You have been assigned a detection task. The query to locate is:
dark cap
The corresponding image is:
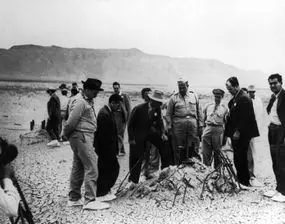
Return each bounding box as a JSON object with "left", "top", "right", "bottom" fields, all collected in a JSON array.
[
  {"left": 109, "top": 94, "right": 123, "bottom": 103},
  {"left": 81, "top": 78, "right": 104, "bottom": 91},
  {"left": 212, "top": 88, "right": 225, "bottom": 96},
  {"left": 59, "top": 83, "right": 67, "bottom": 90},
  {"left": 46, "top": 86, "right": 56, "bottom": 93}
]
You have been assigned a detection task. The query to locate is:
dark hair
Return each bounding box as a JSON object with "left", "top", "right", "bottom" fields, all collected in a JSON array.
[
  {"left": 71, "top": 88, "right": 79, "bottom": 96},
  {"left": 141, "top": 88, "right": 152, "bottom": 99},
  {"left": 109, "top": 94, "right": 123, "bottom": 103},
  {"left": 268, "top": 73, "right": 282, "bottom": 84},
  {"left": 241, "top": 87, "right": 248, "bottom": 93},
  {"left": 61, "top": 89, "right": 68, "bottom": 96},
  {"left": 112, "top": 82, "right": 120, "bottom": 87},
  {"left": 227, "top": 76, "right": 239, "bottom": 87},
  {"left": 46, "top": 89, "right": 56, "bottom": 94},
  {"left": 0, "top": 138, "right": 18, "bottom": 165},
  {"left": 72, "top": 82, "right": 77, "bottom": 86}
]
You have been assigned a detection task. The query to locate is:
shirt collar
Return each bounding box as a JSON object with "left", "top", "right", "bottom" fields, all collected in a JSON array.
[
  {"left": 179, "top": 91, "right": 189, "bottom": 98},
  {"left": 81, "top": 92, "right": 94, "bottom": 105},
  {"left": 106, "top": 104, "right": 112, "bottom": 112},
  {"left": 234, "top": 89, "right": 241, "bottom": 98},
  {"left": 275, "top": 89, "right": 282, "bottom": 98}
]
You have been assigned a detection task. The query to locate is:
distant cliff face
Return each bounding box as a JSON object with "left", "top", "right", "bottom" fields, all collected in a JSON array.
[{"left": 0, "top": 45, "right": 266, "bottom": 87}]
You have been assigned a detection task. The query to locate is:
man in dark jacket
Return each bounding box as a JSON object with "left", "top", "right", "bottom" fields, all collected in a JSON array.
[
  {"left": 94, "top": 94, "right": 122, "bottom": 202},
  {"left": 140, "top": 88, "right": 160, "bottom": 180},
  {"left": 224, "top": 77, "right": 259, "bottom": 187},
  {"left": 127, "top": 90, "right": 171, "bottom": 186},
  {"left": 46, "top": 87, "right": 61, "bottom": 147},
  {"left": 264, "top": 73, "right": 285, "bottom": 202}
]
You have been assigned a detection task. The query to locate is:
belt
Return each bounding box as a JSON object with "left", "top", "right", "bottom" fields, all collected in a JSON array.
[
  {"left": 174, "top": 115, "right": 196, "bottom": 119},
  {"left": 206, "top": 123, "right": 223, "bottom": 127},
  {"left": 269, "top": 123, "right": 283, "bottom": 128}
]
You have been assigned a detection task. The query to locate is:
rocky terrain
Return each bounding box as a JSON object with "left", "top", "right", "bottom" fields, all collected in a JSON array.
[
  {"left": 1, "top": 137, "right": 284, "bottom": 224},
  {"left": 0, "top": 84, "right": 283, "bottom": 224}
]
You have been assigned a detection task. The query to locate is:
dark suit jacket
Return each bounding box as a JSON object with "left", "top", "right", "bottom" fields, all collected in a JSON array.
[
  {"left": 94, "top": 105, "right": 118, "bottom": 157},
  {"left": 94, "top": 105, "right": 119, "bottom": 196},
  {"left": 128, "top": 103, "right": 164, "bottom": 143},
  {"left": 225, "top": 89, "right": 259, "bottom": 138},
  {"left": 47, "top": 93, "right": 61, "bottom": 119},
  {"left": 120, "top": 93, "right": 131, "bottom": 122},
  {"left": 267, "top": 88, "right": 285, "bottom": 128}
]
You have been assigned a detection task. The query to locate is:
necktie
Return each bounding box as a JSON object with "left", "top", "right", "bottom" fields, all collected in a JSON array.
[
  {"left": 267, "top": 94, "right": 276, "bottom": 114},
  {"left": 213, "top": 104, "right": 218, "bottom": 113}
]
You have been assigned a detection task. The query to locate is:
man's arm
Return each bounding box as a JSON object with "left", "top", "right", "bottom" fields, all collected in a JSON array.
[
  {"left": 202, "top": 105, "right": 208, "bottom": 127},
  {"left": 63, "top": 100, "right": 85, "bottom": 138},
  {"left": 0, "top": 178, "right": 20, "bottom": 217},
  {"left": 223, "top": 106, "right": 229, "bottom": 124},
  {"left": 165, "top": 98, "right": 175, "bottom": 130},
  {"left": 97, "top": 109, "right": 113, "bottom": 142},
  {"left": 194, "top": 93, "right": 203, "bottom": 128},
  {"left": 127, "top": 106, "right": 138, "bottom": 143},
  {"left": 47, "top": 99, "right": 52, "bottom": 118},
  {"left": 124, "top": 94, "right": 131, "bottom": 119}
]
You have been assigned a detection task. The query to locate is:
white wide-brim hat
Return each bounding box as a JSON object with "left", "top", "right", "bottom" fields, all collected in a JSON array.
[{"left": 148, "top": 90, "right": 164, "bottom": 103}]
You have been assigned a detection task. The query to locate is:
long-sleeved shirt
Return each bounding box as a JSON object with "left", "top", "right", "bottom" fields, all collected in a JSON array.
[
  {"left": 0, "top": 178, "right": 20, "bottom": 217},
  {"left": 165, "top": 91, "right": 203, "bottom": 128},
  {"left": 63, "top": 92, "right": 97, "bottom": 138},
  {"left": 58, "top": 94, "right": 69, "bottom": 116},
  {"left": 203, "top": 103, "right": 228, "bottom": 126}
]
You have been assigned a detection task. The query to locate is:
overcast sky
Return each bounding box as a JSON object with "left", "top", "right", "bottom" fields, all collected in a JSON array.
[{"left": 1, "top": 0, "right": 285, "bottom": 74}]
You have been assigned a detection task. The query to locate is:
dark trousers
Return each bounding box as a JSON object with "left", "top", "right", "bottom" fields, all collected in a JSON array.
[
  {"left": 46, "top": 117, "right": 60, "bottom": 140},
  {"left": 231, "top": 134, "right": 251, "bottom": 186},
  {"left": 129, "top": 133, "right": 172, "bottom": 183},
  {"left": 268, "top": 123, "right": 285, "bottom": 195},
  {"left": 96, "top": 155, "right": 120, "bottom": 197}
]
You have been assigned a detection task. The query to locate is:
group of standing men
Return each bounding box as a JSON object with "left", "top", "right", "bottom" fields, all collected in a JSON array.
[
  {"left": 126, "top": 73, "right": 285, "bottom": 204},
  {"left": 59, "top": 79, "right": 132, "bottom": 210},
  {"left": 47, "top": 72, "right": 285, "bottom": 211}
]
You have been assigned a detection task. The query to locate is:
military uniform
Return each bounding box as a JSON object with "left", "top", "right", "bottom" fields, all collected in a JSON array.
[
  {"left": 166, "top": 90, "right": 202, "bottom": 164},
  {"left": 202, "top": 101, "right": 228, "bottom": 168}
]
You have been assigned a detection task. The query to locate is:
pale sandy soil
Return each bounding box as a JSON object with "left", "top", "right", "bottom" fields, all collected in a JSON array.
[{"left": 0, "top": 86, "right": 284, "bottom": 224}]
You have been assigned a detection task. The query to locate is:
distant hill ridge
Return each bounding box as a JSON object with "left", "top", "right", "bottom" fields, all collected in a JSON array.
[{"left": 0, "top": 44, "right": 266, "bottom": 87}]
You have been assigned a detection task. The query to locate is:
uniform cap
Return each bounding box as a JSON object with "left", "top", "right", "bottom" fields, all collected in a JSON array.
[{"left": 212, "top": 88, "right": 225, "bottom": 96}]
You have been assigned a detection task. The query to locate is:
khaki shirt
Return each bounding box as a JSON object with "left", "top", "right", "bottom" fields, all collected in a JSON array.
[
  {"left": 203, "top": 103, "right": 228, "bottom": 126},
  {"left": 63, "top": 92, "right": 97, "bottom": 138},
  {"left": 166, "top": 91, "right": 202, "bottom": 128}
]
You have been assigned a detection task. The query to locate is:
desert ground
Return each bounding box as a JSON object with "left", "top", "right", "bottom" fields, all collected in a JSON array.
[{"left": 0, "top": 81, "right": 284, "bottom": 224}]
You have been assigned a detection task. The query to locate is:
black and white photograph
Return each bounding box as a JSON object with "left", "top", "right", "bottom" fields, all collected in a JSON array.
[{"left": 0, "top": 0, "right": 285, "bottom": 223}]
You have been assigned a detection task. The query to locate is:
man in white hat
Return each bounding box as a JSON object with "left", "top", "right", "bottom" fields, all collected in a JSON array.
[
  {"left": 140, "top": 88, "right": 160, "bottom": 180},
  {"left": 165, "top": 77, "right": 203, "bottom": 164},
  {"left": 127, "top": 90, "right": 172, "bottom": 186}
]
